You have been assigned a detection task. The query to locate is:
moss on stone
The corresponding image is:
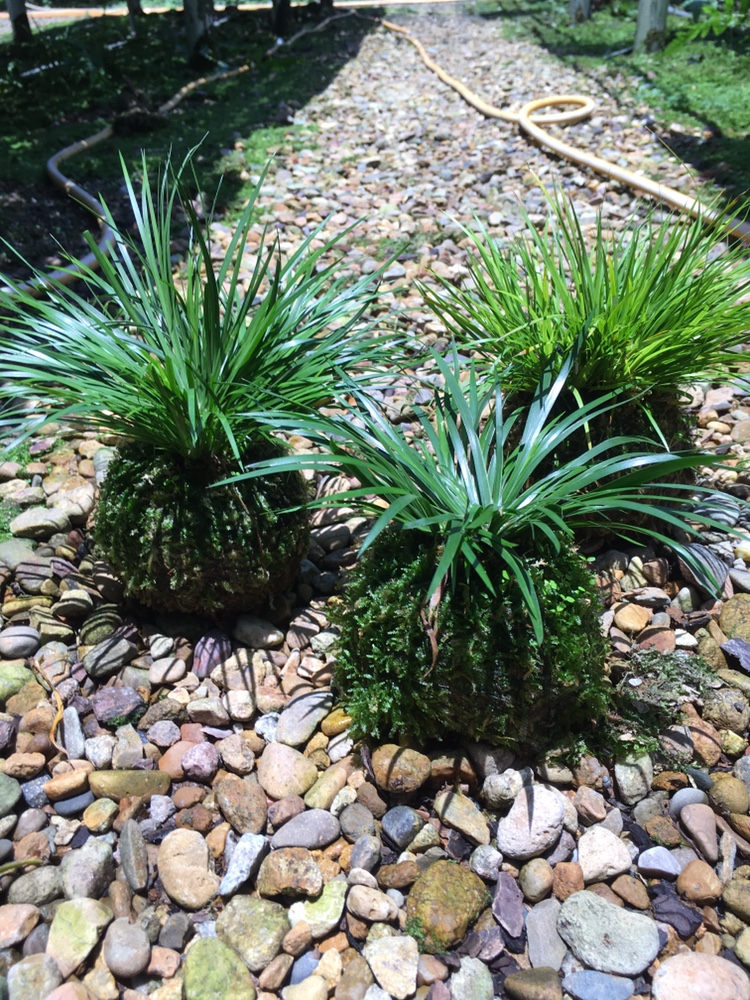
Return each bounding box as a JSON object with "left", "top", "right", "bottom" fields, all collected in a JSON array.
[{"left": 331, "top": 530, "right": 610, "bottom": 749}]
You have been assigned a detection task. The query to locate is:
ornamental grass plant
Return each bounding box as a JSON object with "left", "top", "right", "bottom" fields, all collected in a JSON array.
[
  {"left": 0, "top": 151, "right": 394, "bottom": 615},
  {"left": 238, "top": 339, "right": 740, "bottom": 745},
  {"left": 421, "top": 193, "right": 750, "bottom": 444}
]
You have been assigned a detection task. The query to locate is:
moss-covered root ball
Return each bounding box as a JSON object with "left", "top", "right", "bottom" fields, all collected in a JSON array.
[
  {"left": 330, "top": 530, "right": 610, "bottom": 750},
  {"left": 94, "top": 441, "right": 310, "bottom": 616}
]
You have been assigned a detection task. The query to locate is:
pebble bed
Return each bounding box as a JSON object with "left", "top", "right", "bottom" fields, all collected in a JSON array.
[{"left": 2, "top": 7, "right": 750, "bottom": 1000}]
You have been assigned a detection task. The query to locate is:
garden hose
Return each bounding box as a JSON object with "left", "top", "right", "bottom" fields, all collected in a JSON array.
[{"left": 3, "top": 2, "right": 749, "bottom": 297}]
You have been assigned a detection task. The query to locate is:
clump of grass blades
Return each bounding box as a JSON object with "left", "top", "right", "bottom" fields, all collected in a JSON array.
[
  {"left": 0, "top": 148, "right": 395, "bottom": 464},
  {"left": 0, "top": 149, "right": 396, "bottom": 614},
  {"left": 421, "top": 192, "right": 750, "bottom": 436},
  {"left": 234, "top": 336, "right": 744, "bottom": 741}
]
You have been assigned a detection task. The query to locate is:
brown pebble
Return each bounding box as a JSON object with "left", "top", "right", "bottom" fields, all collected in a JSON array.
[
  {"left": 147, "top": 946, "right": 180, "bottom": 978},
  {"left": 258, "top": 953, "right": 294, "bottom": 991},
  {"left": 172, "top": 786, "right": 206, "bottom": 810},
  {"left": 13, "top": 832, "right": 51, "bottom": 866},
  {"left": 676, "top": 859, "right": 723, "bottom": 904},
  {"left": 205, "top": 821, "right": 230, "bottom": 859},
  {"left": 345, "top": 911, "right": 369, "bottom": 940},
  {"left": 611, "top": 874, "right": 650, "bottom": 910},
  {"left": 174, "top": 805, "right": 214, "bottom": 834},
  {"left": 586, "top": 883, "right": 624, "bottom": 907},
  {"left": 418, "top": 954, "right": 449, "bottom": 986},
  {"left": 268, "top": 795, "right": 307, "bottom": 829},
  {"left": 108, "top": 881, "right": 132, "bottom": 919},
  {"left": 158, "top": 740, "right": 197, "bottom": 781},
  {"left": 552, "top": 861, "right": 584, "bottom": 901},
  {"left": 378, "top": 861, "right": 420, "bottom": 890},
  {"left": 282, "top": 920, "right": 313, "bottom": 957},
  {"left": 652, "top": 771, "right": 690, "bottom": 792},
  {"left": 3, "top": 752, "right": 47, "bottom": 780},
  {"left": 319, "top": 931, "right": 349, "bottom": 954},
  {"left": 644, "top": 814, "right": 682, "bottom": 847},
  {"left": 356, "top": 781, "right": 388, "bottom": 819},
  {"left": 43, "top": 768, "right": 89, "bottom": 802},
  {"left": 113, "top": 796, "right": 145, "bottom": 834},
  {"left": 180, "top": 723, "right": 205, "bottom": 743}
]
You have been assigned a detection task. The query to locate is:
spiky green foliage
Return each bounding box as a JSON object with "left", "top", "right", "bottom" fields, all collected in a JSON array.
[
  {"left": 95, "top": 439, "right": 309, "bottom": 615},
  {"left": 0, "top": 150, "right": 396, "bottom": 614},
  {"left": 240, "top": 339, "right": 739, "bottom": 645},
  {"left": 0, "top": 149, "right": 393, "bottom": 461},
  {"left": 421, "top": 194, "right": 750, "bottom": 423},
  {"left": 330, "top": 529, "right": 610, "bottom": 745}
]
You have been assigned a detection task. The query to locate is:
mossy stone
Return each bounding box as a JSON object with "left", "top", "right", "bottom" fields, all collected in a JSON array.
[
  {"left": 406, "top": 860, "right": 489, "bottom": 953},
  {"left": 0, "top": 663, "right": 34, "bottom": 707},
  {"left": 183, "top": 937, "right": 256, "bottom": 1000},
  {"left": 95, "top": 441, "right": 309, "bottom": 616},
  {"left": 720, "top": 594, "right": 750, "bottom": 642},
  {"left": 216, "top": 896, "right": 289, "bottom": 972}
]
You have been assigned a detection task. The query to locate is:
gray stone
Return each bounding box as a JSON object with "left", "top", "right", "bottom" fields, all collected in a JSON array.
[
  {"left": 0, "top": 627, "right": 40, "bottom": 659},
  {"left": 60, "top": 706, "right": 85, "bottom": 760},
  {"left": 0, "top": 539, "right": 34, "bottom": 571},
  {"left": 120, "top": 819, "right": 149, "bottom": 892},
  {"left": 19, "top": 776, "right": 47, "bottom": 809},
  {"left": 668, "top": 787, "right": 708, "bottom": 819},
  {"left": 363, "top": 934, "right": 419, "bottom": 1000},
  {"left": 339, "top": 802, "right": 376, "bottom": 842},
  {"left": 270, "top": 809, "right": 341, "bottom": 850},
  {"left": 562, "top": 970, "right": 635, "bottom": 1000},
  {"left": 276, "top": 691, "right": 334, "bottom": 747},
  {"left": 61, "top": 838, "right": 115, "bottom": 899},
  {"left": 637, "top": 846, "right": 682, "bottom": 879},
  {"left": 382, "top": 806, "right": 425, "bottom": 850},
  {"left": 470, "top": 844, "right": 503, "bottom": 881},
  {"left": 9, "top": 506, "right": 70, "bottom": 539},
  {"left": 82, "top": 637, "right": 137, "bottom": 679},
  {"left": 54, "top": 790, "right": 95, "bottom": 816},
  {"left": 7, "top": 866, "right": 62, "bottom": 906},
  {"left": 527, "top": 897, "right": 566, "bottom": 971},
  {"left": 450, "top": 956, "right": 494, "bottom": 1000},
  {"left": 557, "top": 891, "right": 660, "bottom": 975},
  {"left": 159, "top": 911, "right": 193, "bottom": 951},
  {"left": 103, "top": 917, "right": 151, "bottom": 979},
  {"left": 219, "top": 832, "right": 268, "bottom": 896},
  {"left": 6, "top": 953, "right": 61, "bottom": 999},
  {"left": 614, "top": 755, "right": 653, "bottom": 806},
  {"left": 495, "top": 785, "right": 564, "bottom": 860},
  {"left": 350, "top": 834, "right": 382, "bottom": 873}
]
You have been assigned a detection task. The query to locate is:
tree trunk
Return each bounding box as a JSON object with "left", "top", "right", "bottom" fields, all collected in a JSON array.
[
  {"left": 272, "top": 0, "right": 291, "bottom": 37},
  {"left": 7, "top": 0, "right": 33, "bottom": 45},
  {"left": 634, "top": 0, "right": 669, "bottom": 52},
  {"left": 126, "top": 0, "right": 144, "bottom": 36},
  {"left": 184, "top": 0, "right": 214, "bottom": 63},
  {"left": 569, "top": 0, "right": 592, "bottom": 23}
]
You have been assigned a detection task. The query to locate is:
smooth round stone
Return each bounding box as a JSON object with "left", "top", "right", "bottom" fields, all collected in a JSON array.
[
  {"left": 54, "top": 791, "right": 95, "bottom": 817},
  {"left": 562, "top": 969, "right": 635, "bottom": 1000},
  {"left": 557, "top": 890, "right": 660, "bottom": 976},
  {"left": 0, "top": 627, "right": 41, "bottom": 659},
  {"left": 290, "top": 950, "right": 320, "bottom": 984},
  {"left": 637, "top": 847, "right": 682, "bottom": 879},
  {"left": 339, "top": 802, "right": 376, "bottom": 842},
  {"left": 257, "top": 742, "right": 318, "bottom": 799},
  {"left": 676, "top": 859, "right": 722, "bottom": 904},
  {"left": 270, "top": 810, "right": 341, "bottom": 850},
  {"left": 495, "top": 785, "right": 564, "bottom": 860},
  {"left": 182, "top": 742, "right": 220, "bottom": 783},
  {"left": 148, "top": 657, "right": 187, "bottom": 685},
  {"left": 158, "top": 829, "right": 220, "bottom": 910},
  {"left": 651, "top": 952, "right": 750, "bottom": 999},
  {"left": 103, "top": 918, "right": 151, "bottom": 979},
  {"left": 519, "top": 858, "right": 554, "bottom": 902},
  {"left": 381, "top": 806, "right": 424, "bottom": 850},
  {"left": 668, "top": 787, "right": 708, "bottom": 820},
  {"left": 578, "top": 827, "right": 632, "bottom": 883}
]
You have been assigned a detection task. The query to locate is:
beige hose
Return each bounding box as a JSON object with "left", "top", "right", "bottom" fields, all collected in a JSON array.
[{"left": 380, "top": 18, "right": 750, "bottom": 242}]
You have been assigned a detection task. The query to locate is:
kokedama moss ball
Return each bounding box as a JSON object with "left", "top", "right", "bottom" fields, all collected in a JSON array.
[
  {"left": 330, "top": 530, "right": 610, "bottom": 749},
  {"left": 94, "top": 440, "right": 309, "bottom": 616}
]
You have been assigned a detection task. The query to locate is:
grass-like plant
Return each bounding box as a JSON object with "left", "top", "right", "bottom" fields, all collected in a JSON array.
[
  {"left": 236, "top": 338, "right": 738, "bottom": 742},
  {"left": 0, "top": 150, "right": 394, "bottom": 615},
  {"left": 421, "top": 193, "right": 750, "bottom": 439}
]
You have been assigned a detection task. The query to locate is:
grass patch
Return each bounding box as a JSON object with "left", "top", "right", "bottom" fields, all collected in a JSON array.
[
  {"left": 0, "top": 8, "right": 375, "bottom": 197},
  {"left": 475, "top": 0, "right": 750, "bottom": 201}
]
